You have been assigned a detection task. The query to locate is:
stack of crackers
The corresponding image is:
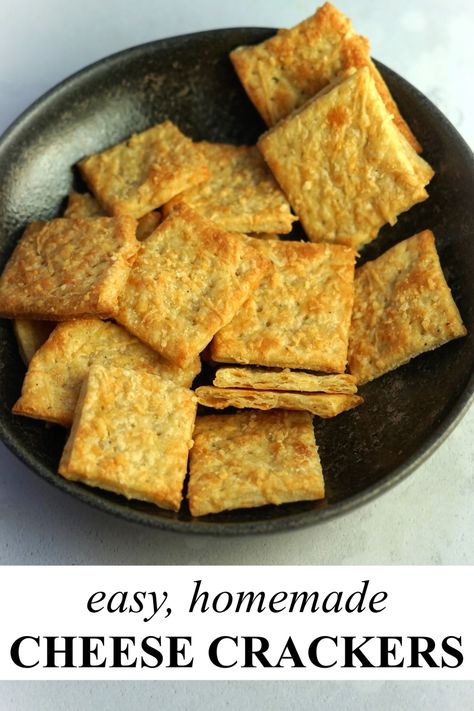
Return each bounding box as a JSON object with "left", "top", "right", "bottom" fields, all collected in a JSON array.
[{"left": 0, "top": 3, "right": 467, "bottom": 518}]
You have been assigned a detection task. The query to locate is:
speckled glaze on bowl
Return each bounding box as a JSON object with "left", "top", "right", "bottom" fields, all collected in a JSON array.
[{"left": 0, "top": 29, "right": 473, "bottom": 535}]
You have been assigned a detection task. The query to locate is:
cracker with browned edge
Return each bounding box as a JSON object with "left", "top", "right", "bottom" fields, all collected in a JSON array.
[
  {"left": 213, "top": 367, "right": 357, "bottom": 394},
  {"left": 59, "top": 364, "right": 197, "bottom": 511},
  {"left": 163, "top": 142, "right": 295, "bottom": 233},
  {"left": 195, "top": 386, "right": 362, "bottom": 418},
  {"left": 64, "top": 191, "right": 161, "bottom": 241},
  {"left": 188, "top": 410, "right": 324, "bottom": 516},
  {"left": 231, "top": 2, "right": 420, "bottom": 150},
  {"left": 13, "top": 319, "right": 201, "bottom": 426},
  {"left": 211, "top": 238, "right": 355, "bottom": 373},
  {"left": 258, "top": 68, "right": 434, "bottom": 251},
  {"left": 13, "top": 319, "right": 56, "bottom": 365},
  {"left": 0, "top": 217, "right": 138, "bottom": 320},
  {"left": 117, "top": 204, "right": 270, "bottom": 366},
  {"left": 78, "top": 120, "right": 209, "bottom": 219},
  {"left": 348, "top": 230, "right": 467, "bottom": 384}
]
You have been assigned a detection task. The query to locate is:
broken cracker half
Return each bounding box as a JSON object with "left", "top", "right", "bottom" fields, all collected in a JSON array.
[
  {"left": 230, "top": 1, "right": 420, "bottom": 150},
  {"left": 13, "top": 319, "right": 201, "bottom": 426},
  {"left": 78, "top": 120, "right": 209, "bottom": 219},
  {"left": 59, "top": 364, "right": 197, "bottom": 511},
  {"left": 348, "top": 229, "right": 467, "bottom": 384},
  {"left": 258, "top": 67, "right": 434, "bottom": 251},
  {"left": 211, "top": 238, "right": 355, "bottom": 373},
  {"left": 188, "top": 410, "right": 325, "bottom": 516},
  {"left": 195, "top": 386, "right": 362, "bottom": 418},
  {"left": 0, "top": 217, "right": 138, "bottom": 320},
  {"left": 163, "top": 142, "right": 296, "bottom": 233},
  {"left": 117, "top": 203, "right": 270, "bottom": 366},
  {"left": 213, "top": 367, "right": 357, "bottom": 394}
]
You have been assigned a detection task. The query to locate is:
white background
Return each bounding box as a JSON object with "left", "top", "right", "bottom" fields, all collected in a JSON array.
[
  {"left": 1, "top": 567, "right": 472, "bottom": 681},
  {"left": 0, "top": 0, "right": 473, "bottom": 707}
]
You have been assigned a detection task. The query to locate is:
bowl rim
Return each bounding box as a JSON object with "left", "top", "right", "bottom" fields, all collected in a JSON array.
[{"left": 0, "top": 27, "right": 473, "bottom": 536}]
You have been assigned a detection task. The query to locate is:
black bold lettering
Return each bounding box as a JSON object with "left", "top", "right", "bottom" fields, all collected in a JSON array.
[
  {"left": 342, "top": 636, "right": 375, "bottom": 668},
  {"left": 409, "top": 637, "right": 439, "bottom": 668},
  {"left": 441, "top": 636, "right": 463, "bottom": 669},
  {"left": 168, "top": 637, "right": 193, "bottom": 668},
  {"left": 378, "top": 636, "right": 404, "bottom": 667},
  {"left": 308, "top": 636, "right": 338, "bottom": 668},
  {"left": 208, "top": 636, "right": 238, "bottom": 668},
  {"left": 141, "top": 636, "right": 164, "bottom": 668},
  {"left": 243, "top": 636, "right": 272, "bottom": 668},
  {"left": 111, "top": 637, "right": 137, "bottom": 668},
  {"left": 45, "top": 636, "right": 76, "bottom": 668},
  {"left": 275, "top": 637, "right": 305, "bottom": 668},
  {"left": 80, "top": 637, "right": 106, "bottom": 668},
  {"left": 10, "top": 636, "right": 40, "bottom": 668}
]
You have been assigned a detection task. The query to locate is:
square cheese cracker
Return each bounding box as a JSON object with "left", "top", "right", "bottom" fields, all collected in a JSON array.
[
  {"left": 213, "top": 367, "right": 357, "bottom": 394},
  {"left": 211, "top": 238, "right": 356, "bottom": 373},
  {"left": 195, "top": 386, "right": 362, "bottom": 418},
  {"left": 258, "top": 67, "right": 434, "bottom": 251},
  {"left": 117, "top": 204, "right": 270, "bottom": 366},
  {"left": 163, "top": 142, "right": 296, "bottom": 233},
  {"left": 78, "top": 120, "right": 209, "bottom": 219},
  {"left": 59, "top": 364, "right": 197, "bottom": 511},
  {"left": 13, "top": 319, "right": 200, "bottom": 426},
  {"left": 230, "top": 2, "right": 420, "bottom": 151},
  {"left": 188, "top": 410, "right": 325, "bottom": 516},
  {"left": 0, "top": 217, "right": 138, "bottom": 320},
  {"left": 348, "top": 230, "right": 467, "bottom": 384}
]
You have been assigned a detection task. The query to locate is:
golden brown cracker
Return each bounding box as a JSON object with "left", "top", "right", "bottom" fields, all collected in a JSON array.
[
  {"left": 0, "top": 217, "right": 138, "bottom": 320},
  {"left": 59, "top": 364, "right": 197, "bottom": 511},
  {"left": 211, "top": 238, "right": 355, "bottom": 373},
  {"left": 78, "top": 120, "right": 209, "bottom": 219},
  {"left": 117, "top": 204, "right": 270, "bottom": 366},
  {"left": 163, "top": 142, "right": 295, "bottom": 233},
  {"left": 348, "top": 230, "right": 467, "bottom": 384},
  {"left": 188, "top": 410, "right": 325, "bottom": 516},
  {"left": 230, "top": 2, "right": 420, "bottom": 150},
  {"left": 13, "top": 319, "right": 200, "bottom": 426},
  {"left": 258, "top": 68, "right": 433, "bottom": 250}
]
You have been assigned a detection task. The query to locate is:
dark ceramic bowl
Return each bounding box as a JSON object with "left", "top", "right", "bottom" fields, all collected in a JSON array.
[{"left": 0, "top": 29, "right": 473, "bottom": 535}]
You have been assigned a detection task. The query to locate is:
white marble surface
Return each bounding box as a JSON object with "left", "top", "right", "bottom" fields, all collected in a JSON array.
[{"left": 0, "top": 0, "right": 473, "bottom": 707}]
